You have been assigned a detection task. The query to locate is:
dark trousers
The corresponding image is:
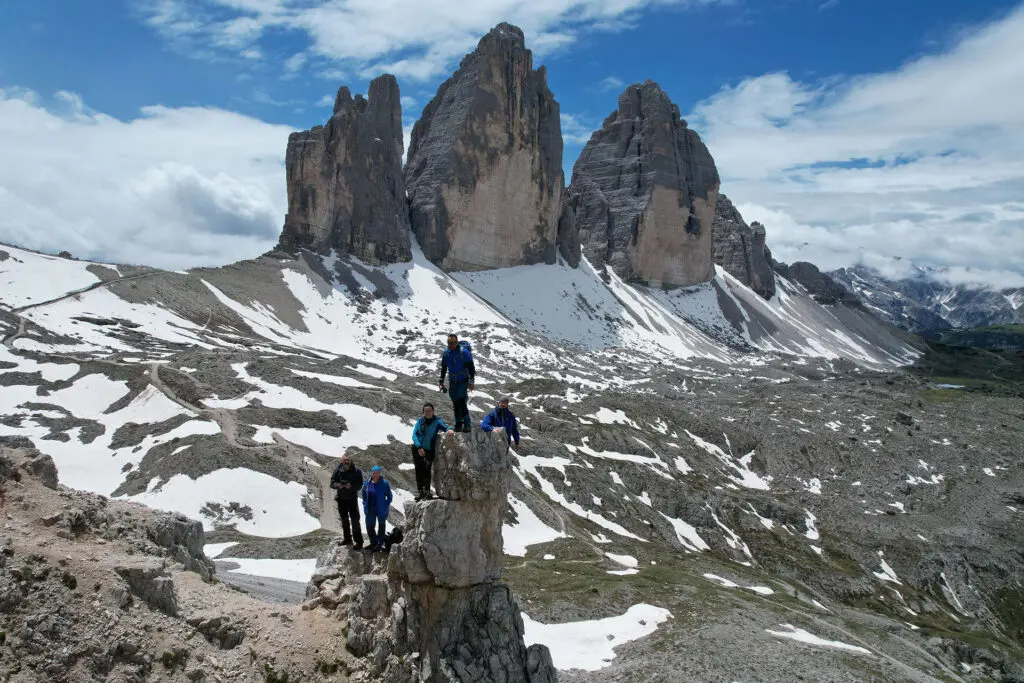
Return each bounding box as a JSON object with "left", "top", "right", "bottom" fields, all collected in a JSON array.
[
  {"left": 337, "top": 497, "right": 362, "bottom": 545},
  {"left": 366, "top": 512, "right": 386, "bottom": 547},
  {"left": 451, "top": 393, "right": 470, "bottom": 431},
  {"left": 411, "top": 444, "right": 435, "bottom": 493}
]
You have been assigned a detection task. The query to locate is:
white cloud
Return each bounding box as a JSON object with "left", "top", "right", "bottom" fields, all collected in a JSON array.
[
  {"left": 135, "top": 0, "right": 728, "bottom": 81},
  {"left": 688, "top": 6, "right": 1024, "bottom": 288},
  {"left": 283, "top": 52, "right": 307, "bottom": 74},
  {"left": 599, "top": 75, "right": 624, "bottom": 91},
  {"left": 561, "top": 113, "right": 596, "bottom": 145},
  {"left": 316, "top": 94, "right": 334, "bottom": 107},
  {"left": 0, "top": 88, "right": 291, "bottom": 270},
  {"left": 400, "top": 95, "right": 417, "bottom": 109}
]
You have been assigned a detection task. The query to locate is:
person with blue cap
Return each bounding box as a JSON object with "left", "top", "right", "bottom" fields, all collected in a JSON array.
[{"left": 361, "top": 465, "right": 393, "bottom": 552}]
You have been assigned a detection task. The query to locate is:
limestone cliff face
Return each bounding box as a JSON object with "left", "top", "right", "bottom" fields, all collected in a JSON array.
[
  {"left": 305, "top": 430, "right": 556, "bottom": 682},
  {"left": 712, "top": 193, "right": 776, "bottom": 299},
  {"left": 278, "top": 75, "right": 411, "bottom": 264},
  {"left": 405, "top": 23, "right": 563, "bottom": 271},
  {"left": 564, "top": 81, "right": 720, "bottom": 288}
]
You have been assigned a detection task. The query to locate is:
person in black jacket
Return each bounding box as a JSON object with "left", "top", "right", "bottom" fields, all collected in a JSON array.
[{"left": 330, "top": 454, "right": 364, "bottom": 548}]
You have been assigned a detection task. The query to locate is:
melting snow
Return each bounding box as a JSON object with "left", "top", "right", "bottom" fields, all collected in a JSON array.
[
  {"left": 659, "top": 513, "right": 709, "bottom": 552},
  {"left": 202, "top": 542, "right": 238, "bottom": 559},
  {"left": 128, "top": 468, "right": 319, "bottom": 538},
  {"left": 217, "top": 557, "right": 318, "bottom": 583},
  {"left": 804, "top": 510, "right": 820, "bottom": 541},
  {"left": 503, "top": 495, "right": 568, "bottom": 557},
  {"left": 290, "top": 368, "right": 375, "bottom": 388},
  {"left": 765, "top": 624, "right": 871, "bottom": 655},
  {"left": 685, "top": 430, "right": 770, "bottom": 490},
  {"left": 522, "top": 604, "right": 673, "bottom": 671},
  {"left": 873, "top": 552, "right": 903, "bottom": 585}
]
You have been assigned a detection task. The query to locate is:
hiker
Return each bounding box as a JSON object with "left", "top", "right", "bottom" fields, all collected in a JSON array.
[
  {"left": 411, "top": 402, "right": 454, "bottom": 501},
  {"left": 329, "top": 453, "right": 364, "bottom": 549},
  {"left": 361, "top": 465, "right": 393, "bottom": 552},
  {"left": 439, "top": 333, "right": 475, "bottom": 432},
  {"left": 481, "top": 395, "right": 521, "bottom": 449}
]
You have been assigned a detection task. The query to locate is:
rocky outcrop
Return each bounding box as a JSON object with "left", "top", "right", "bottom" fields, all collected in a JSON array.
[
  {"left": 563, "top": 81, "right": 720, "bottom": 288},
  {"left": 405, "top": 23, "right": 563, "bottom": 271},
  {"left": 712, "top": 194, "right": 776, "bottom": 299},
  {"left": 306, "top": 430, "right": 556, "bottom": 683},
  {"left": 775, "top": 261, "right": 860, "bottom": 306},
  {"left": 278, "top": 75, "right": 411, "bottom": 264}
]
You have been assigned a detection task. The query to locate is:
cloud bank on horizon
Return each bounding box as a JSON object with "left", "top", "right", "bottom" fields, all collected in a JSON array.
[{"left": 0, "top": 2, "right": 1021, "bottom": 287}]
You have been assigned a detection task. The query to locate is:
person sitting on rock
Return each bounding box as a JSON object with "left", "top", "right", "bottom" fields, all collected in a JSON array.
[
  {"left": 439, "top": 333, "right": 475, "bottom": 433},
  {"left": 329, "top": 453, "right": 364, "bottom": 549},
  {"left": 411, "top": 402, "right": 454, "bottom": 501},
  {"left": 481, "top": 395, "right": 521, "bottom": 449},
  {"left": 361, "top": 465, "right": 393, "bottom": 552}
]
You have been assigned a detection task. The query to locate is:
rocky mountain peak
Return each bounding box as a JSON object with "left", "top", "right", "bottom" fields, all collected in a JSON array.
[
  {"left": 562, "top": 80, "right": 720, "bottom": 288},
  {"left": 278, "top": 74, "right": 411, "bottom": 265},
  {"left": 712, "top": 193, "right": 776, "bottom": 299},
  {"left": 405, "top": 22, "right": 564, "bottom": 271}
]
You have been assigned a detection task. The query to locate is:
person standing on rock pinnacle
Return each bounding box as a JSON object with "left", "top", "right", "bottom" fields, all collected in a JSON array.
[
  {"left": 411, "top": 402, "right": 454, "bottom": 501},
  {"left": 439, "top": 333, "right": 475, "bottom": 432},
  {"left": 361, "top": 465, "right": 393, "bottom": 552},
  {"left": 481, "top": 396, "right": 521, "bottom": 450},
  {"left": 330, "top": 454, "right": 364, "bottom": 549}
]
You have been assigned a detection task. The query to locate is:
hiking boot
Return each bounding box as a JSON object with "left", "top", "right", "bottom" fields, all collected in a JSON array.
[
  {"left": 353, "top": 543, "right": 363, "bottom": 550},
  {"left": 462, "top": 426, "right": 471, "bottom": 433},
  {"left": 414, "top": 492, "right": 423, "bottom": 502},
  {"left": 340, "top": 538, "right": 353, "bottom": 546},
  {"left": 423, "top": 491, "right": 435, "bottom": 500}
]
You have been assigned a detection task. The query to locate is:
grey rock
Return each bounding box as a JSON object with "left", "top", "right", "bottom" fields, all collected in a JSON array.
[
  {"left": 279, "top": 75, "right": 411, "bottom": 264},
  {"left": 391, "top": 431, "right": 508, "bottom": 588},
  {"left": 186, "top": 616, "right": 245, "bottom": 650},
  {"left": 406, "top": 23, "right": 564, "bottom": 271},
  {"left": 712, "top": 194, "right": 776, "bottom": 299},
  {"left": 115, "top": 561, "right": 179, "bottom": 616},
  {"left": 148, "top": 512, "right": 215, "bottom": 580},
  {"left": 775, "top": 261, "right": 860, "bottom": 306},
  {"left": 564, "top": 80, "right": 720, "bottom": 288}
]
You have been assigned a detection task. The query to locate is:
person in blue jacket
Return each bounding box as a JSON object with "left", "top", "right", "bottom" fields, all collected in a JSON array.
[
  {"left": 411, "top": 402, "right": 454, "bottom": 501},
  {"left": 361, "top": 465, "right": 393, "bottom": 552},
  {"left": 481, "top": 395, "right": 521, "bottom": 449},
  {"left": 439, "top": 333, "right": 475, "bottom": 432}
]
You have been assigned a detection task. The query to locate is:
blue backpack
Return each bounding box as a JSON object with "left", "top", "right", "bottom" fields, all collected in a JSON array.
[{"left": 444, "top": 341, "right": 473, "bottom": 383}]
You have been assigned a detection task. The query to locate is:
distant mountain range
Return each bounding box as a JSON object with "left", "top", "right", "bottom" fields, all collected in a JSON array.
[{"left": 829, "top": 264, "right": 1024, "bottom": 334}]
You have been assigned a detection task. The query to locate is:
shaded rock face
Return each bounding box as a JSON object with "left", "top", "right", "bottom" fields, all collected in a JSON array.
[
  {"left": 776, "top": 261, "right": 860, "bottom": 306},
  {"left": 279, "top": 75, "right": 411, "bottom": 264},
  {"left": 712, "top": 194, "right": 776, "bottom": 299},
  {"left": 305, "top": 430, "right": 556, "bottom": 683},
  {"left": 564, "top": 81, "right": 720, "bottom": 288},
  {"left": 405, "top": 23, "right": 563, "bottom": 271}
]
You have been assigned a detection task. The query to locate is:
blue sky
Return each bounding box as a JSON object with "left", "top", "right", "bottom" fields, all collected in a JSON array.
[{"left": 1, "top": 0, "right": 1023, "bottom": 285}]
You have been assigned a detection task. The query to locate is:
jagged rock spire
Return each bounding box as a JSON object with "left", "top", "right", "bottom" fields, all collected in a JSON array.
[
  {"left": 405, "top": 23, "right": 564, "bottom": 271},
  {"left": 278, "top": 74, "right": 412, "bottom": 264},
  {"left": 563, "top": 80, "right": 720, "bottom": 288}
]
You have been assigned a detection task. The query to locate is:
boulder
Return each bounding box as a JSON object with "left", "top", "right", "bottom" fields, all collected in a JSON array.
[
  {"left": 564, "top": 80, "right": 720, "bottom": 288},
  {"left": 148, "top": 512, "right": 215, "bottom": 580},
  {"left": 115, "top": 561, "right": 179, "bottom": 616},
  {"left": 405, "top": 23, "right": 564, "bottom": 271},
  {"left": 711, "top": 193, "right": 776, "bottom": 299},
  {"left": 278, "top": 75, "right": 411, "bottom": 264}
]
